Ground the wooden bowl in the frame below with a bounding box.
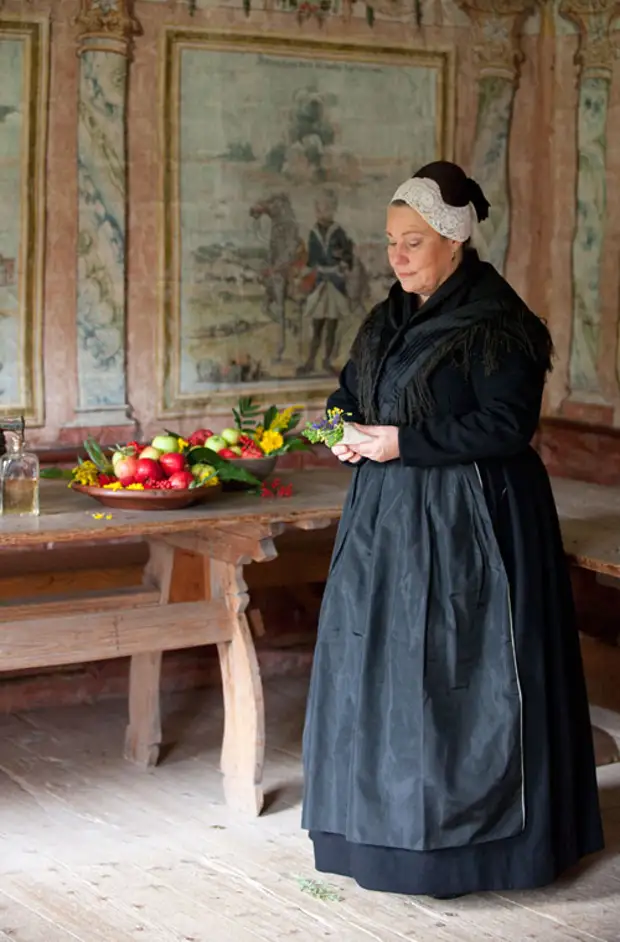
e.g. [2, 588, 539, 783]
[70, 483, 223, 511]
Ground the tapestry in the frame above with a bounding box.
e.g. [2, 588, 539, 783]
[160, 30, 454, 414]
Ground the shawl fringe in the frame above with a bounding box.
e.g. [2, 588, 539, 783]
[351, 294, 554, 426]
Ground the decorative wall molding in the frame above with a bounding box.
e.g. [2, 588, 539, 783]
[73, 0, 140, 426]
[0, 18, 49, 425]
[559, 0, 620, 80]
[457, 0, 538, 274]
[559, 0, 619, 398]
[75, 0, 141, 57]
[458, 0, 538, 81]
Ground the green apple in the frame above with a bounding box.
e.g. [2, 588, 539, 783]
[205, 434, 227, 452]
[140, 445, 162, 461]
[229, 445, 242, 456]
[221, 427, 241, 446]
[152, 434, 180, 453]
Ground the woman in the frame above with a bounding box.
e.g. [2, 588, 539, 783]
[301, 161, 604, 898]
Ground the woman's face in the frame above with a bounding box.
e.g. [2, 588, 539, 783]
[386, 203, 461, 298]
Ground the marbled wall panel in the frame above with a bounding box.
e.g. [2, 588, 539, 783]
[76, 50, 129, 415]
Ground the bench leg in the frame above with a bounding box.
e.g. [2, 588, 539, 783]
[212, 558, 265, 815]
[124, 540, 174, 767]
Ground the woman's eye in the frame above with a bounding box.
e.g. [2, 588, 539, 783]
[407, 241, 420, 250]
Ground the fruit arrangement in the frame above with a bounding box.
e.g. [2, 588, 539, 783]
[41, 399, 308, 500]
[68, 430, 259, 493]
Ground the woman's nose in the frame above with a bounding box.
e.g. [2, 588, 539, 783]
[394, 246, 408, 265]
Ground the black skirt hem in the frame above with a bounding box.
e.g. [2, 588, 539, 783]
[310, 830, 605, 897]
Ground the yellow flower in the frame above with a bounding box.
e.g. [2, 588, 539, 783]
[125, 483, 145, 490]
[71, 460, 100, 487]
[92, 513, 105, 519]
[260, 429, 284, 454]
[201, 474, 220, 487]
[254, 425, 264, 439]
[271, 405, 302, 431]
[178, 437, 189, 451]
[105, 514, 112, 520]
[103, 481, 123, 491]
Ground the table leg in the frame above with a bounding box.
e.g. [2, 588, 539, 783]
[124, 540, 174, 767]
[211, 558, 265, 815]
[124, 651, 162, 766]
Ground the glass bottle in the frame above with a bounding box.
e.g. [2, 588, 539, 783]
[0, 427, 40, 517]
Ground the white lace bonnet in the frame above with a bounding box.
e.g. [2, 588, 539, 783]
[390, 177, 477, 243]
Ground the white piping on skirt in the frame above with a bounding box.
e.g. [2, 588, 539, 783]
[473, 461, 526, 832]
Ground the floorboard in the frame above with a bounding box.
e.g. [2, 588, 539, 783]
[1, 678, 619, 941]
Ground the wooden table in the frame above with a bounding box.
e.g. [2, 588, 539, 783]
[0, 470, 618, 816]
[0, 471, 351, 816]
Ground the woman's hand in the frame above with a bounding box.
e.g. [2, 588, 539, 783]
[331, 443, 363, 464]
[352, 425, 400, 463]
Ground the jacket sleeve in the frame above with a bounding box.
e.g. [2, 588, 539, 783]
[398, 345, 546, 468]
[326, 360, 365, 423]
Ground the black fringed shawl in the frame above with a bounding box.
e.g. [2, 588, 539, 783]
[351, 250, 553, 425]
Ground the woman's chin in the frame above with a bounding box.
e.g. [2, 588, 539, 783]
[397, 275, 421, 294]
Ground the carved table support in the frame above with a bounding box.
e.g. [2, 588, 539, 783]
[211, 558, 266, 815]
[210, 526, 278, 815]
[161, 523, 279, 815]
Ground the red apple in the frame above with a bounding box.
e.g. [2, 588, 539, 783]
[218, 447, 239, 459]
[114, 456, 139, 486]
[168, 470, 195, 490]
[159, 452, 187, 477]
[135, 458, 165, 484]
[188, 428, 213, 447]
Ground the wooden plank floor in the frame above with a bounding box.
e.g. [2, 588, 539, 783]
[1, 678, 619, 941]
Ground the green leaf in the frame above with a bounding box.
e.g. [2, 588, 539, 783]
[83, 436, 113, 473]
[186, 447, 262, 487]
[294, 876, 343, 902]
[282, 438, 310, 452]
[40, 467, 73, 480]
[263, 405, 277, 430]
[238, 396, 261, 416]
[164, 427, 183, 439]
